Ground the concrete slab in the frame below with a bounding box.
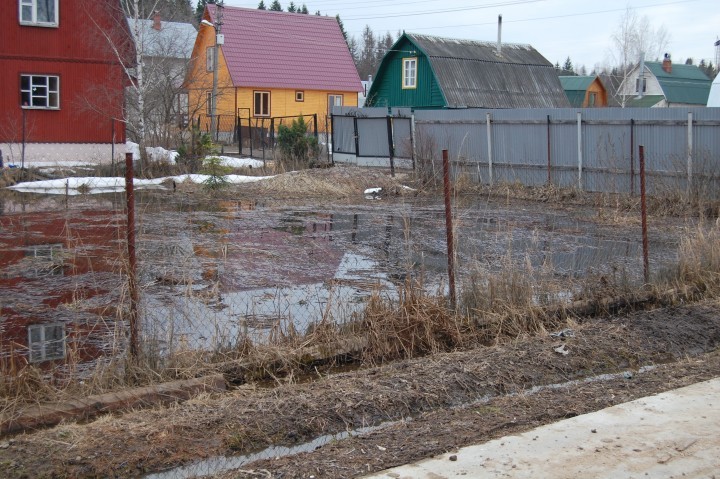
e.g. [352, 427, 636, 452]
[363, 378, 720, 479]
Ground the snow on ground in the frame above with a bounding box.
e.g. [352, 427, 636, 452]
[208, 156, 265, 169]
[5, 174, 275, 196]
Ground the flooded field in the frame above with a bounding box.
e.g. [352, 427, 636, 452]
[0, 190, 685, 370]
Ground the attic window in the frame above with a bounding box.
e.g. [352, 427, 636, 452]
[19, 0, 59, 27]
[206, 47, 215, 72]
[402, 57, 417, 89]
[295, 91, 304, 102]
[635, 77, 647, 93]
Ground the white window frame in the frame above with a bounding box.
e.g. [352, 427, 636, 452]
[19, 0, 59, 27]
[402, 57, 417, 89]
[28, 323, 66, 363]
[295, 91, 304, 102]
[254, 91, 270, 117]
[20, 74, 60, 109]
[328, 94, 343, 114]
[206, 47, 215, 72]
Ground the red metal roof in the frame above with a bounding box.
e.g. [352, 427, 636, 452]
[208, 5, 362, 92]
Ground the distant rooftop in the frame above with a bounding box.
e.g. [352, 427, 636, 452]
[128, 17, 197, 59]
[206, 5, 361, 92]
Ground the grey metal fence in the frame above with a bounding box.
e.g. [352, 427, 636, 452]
[332, 107, 720, 196]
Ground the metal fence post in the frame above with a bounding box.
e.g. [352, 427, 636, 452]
[639, 145, 649, 284]
[687, 111, 693, 197]
[442, 149, 457, 307]
[577, 111, 583, 190]
[410, 113, 416, 170]
[124, 152, 139, 360]
[546, 114, 551, 185]
[630, 118, 635, 196]
[486, 112, 493, 186]
[386, 114, 395, 177]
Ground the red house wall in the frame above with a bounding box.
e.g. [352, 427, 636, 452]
[0, 0, 131, 144]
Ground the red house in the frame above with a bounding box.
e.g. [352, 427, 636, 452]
[0, 0, 132, 166]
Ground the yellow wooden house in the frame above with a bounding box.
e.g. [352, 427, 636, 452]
[186, 5, 362, 139]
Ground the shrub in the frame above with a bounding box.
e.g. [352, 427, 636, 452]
[276, 117, 319, 169]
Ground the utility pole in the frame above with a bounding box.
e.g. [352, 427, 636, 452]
[210, 1, 224, 139]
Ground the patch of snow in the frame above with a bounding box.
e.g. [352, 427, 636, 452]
[205, 156, 264, 169]
[6, 173, 275, 196]
[126, 141, 179, 164]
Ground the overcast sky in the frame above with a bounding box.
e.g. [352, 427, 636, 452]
[221, 0, 718, 72]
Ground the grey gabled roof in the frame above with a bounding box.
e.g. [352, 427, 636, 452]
[128, 18, 197, 59]
[407, 33, 570, 108]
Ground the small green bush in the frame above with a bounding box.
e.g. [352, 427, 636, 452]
[277, 117, 319, 168]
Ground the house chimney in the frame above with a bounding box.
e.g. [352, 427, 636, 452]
[496, 14, 503, 57]
[662, 53, 672, 73]
[153, 11, 162, 31]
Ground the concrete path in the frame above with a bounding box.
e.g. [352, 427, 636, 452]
[363, 378, 720, 479]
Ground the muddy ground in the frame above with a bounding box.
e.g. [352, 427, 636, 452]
[0, 299, 718, 478]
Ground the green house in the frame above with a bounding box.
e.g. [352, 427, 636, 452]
[620, 55, 711, 107]
[365, 33, 570, 109]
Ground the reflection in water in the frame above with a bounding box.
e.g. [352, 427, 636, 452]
[0, 191, 682, 371]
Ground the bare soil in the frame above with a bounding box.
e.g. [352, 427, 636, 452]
[0, 300, 718, 478]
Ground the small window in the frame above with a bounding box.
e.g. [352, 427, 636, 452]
[402, 57, 417, 89]
[206, 47, 215, 72]
[28, 323, 65, 363]
[295, 91, 304, 102]
[328, 94, 343, 114]
[254, 91, 270, 117]
[588, 92, 596, 107]
[20, 74, 60, 109]
[19, 0, 59, 27]
[635, 77, 647, 93]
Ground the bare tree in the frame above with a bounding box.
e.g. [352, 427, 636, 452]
[605, 7, 670, 107]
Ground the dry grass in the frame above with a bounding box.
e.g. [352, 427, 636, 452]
[362, 280, 469, 362]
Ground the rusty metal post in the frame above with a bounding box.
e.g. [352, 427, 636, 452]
[442, 149, 457, 307]
[639, 145, 649, 284]
[124, 152, 139, 359]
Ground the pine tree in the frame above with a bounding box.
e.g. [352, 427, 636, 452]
[563, 57, 574, 75]
[336, 14, 348, 42]
[269, 0, 282, 11]
[258, 1, 266, 9]
[287, 2, 296, 13]
[300, 4, 309, 14]
[315, 10, 320, 15]
[195, 0, 216, 22]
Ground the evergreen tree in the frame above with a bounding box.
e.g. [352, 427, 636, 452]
[195, 0, 216, 22]
[269, 0, 282, 11]
[563, 56, 574, 75]
[685, 57, 694, 65]
[287, 2, 296, 13]
[357, 25, 376, 80]
[258, 1, 266, 9]
[376, 32, 394, 64]
[315, 10, 321, 15]
[336, 14, 348, 42]
[300, 4, 309, 14]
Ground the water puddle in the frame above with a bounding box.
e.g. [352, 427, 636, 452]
[145, 365, 657, 478]
[144, 421, 403, 479]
